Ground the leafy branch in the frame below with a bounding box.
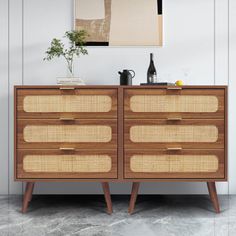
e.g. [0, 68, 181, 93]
[44, 30, 88, 75]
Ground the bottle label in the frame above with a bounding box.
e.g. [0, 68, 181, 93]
[148, 74, 157, 83]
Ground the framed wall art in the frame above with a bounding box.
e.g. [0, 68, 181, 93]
[74, 0, 163, 46]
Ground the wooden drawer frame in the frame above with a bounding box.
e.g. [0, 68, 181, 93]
[17, 149, 117, 179]
[125, 88, 225, 119]
[17, 88, 118, 119]
[14, 85, 227, 182]
[17, 119, 117, 149]
[125, 149, 225, 179]
[125, 119, 224, 149]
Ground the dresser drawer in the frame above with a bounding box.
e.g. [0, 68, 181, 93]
[16, 149, 117, 179]
[17, 119, 117, 149]
[125, 150, 225, 179]
[125, 119, 224, 149]
[124, 88, 225, 119]
[16, 88, 117, 119]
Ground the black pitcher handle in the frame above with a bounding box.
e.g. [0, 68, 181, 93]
[129, 70, 135, 78]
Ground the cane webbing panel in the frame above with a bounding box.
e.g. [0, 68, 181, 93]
[23, 155, 112, 173]
[130, 95, 218, 113]
[130, 125, 218, 143]
[23, 95, 112, 113]
[130, 155, 218, 173]
[24, 125, 112, 143]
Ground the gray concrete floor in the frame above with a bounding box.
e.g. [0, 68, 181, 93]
[0, 195, 235, 236]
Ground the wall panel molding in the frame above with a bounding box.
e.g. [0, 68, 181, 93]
[229, 0, 236, 194]
[215, 0, 229, 85]
[0, 0, 9, 194]
[9, 0, 24, 194]
[214, 0, 229, 194]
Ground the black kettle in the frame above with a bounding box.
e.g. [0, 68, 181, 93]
[118, 69, 135, 85]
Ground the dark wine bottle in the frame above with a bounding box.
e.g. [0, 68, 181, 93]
[147, 53, 157, 84]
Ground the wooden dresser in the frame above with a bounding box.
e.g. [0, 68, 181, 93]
[15, 85, 227, 214]
[15, 86, 118, 213]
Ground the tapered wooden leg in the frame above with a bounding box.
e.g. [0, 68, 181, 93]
[22, 182, 35, 213]
[207, 182, 220, 213]
[101, 182, 113, 214]
[128, 182, 140, 215]
[28, 183, 34, 202]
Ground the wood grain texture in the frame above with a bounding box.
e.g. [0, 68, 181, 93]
[14, 86, 227, 183]
[16, 150, 117, 179]
[117, 87, 124, 180]
[22, 182, 34, 213]
[17, 88, 117, 119]
[125, 150, 225, 179]
[17, 119, 117, 149]
[125, 119, 224, 149]
[207, 182, 220, 213]
[125, 88, 225, 119]
[128, 182, 140, 214]
[102, 182, 113, 214]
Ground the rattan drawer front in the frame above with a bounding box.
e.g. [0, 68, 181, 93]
[125, 150, 225, 179]
[131, 155, 218, 172]
[17, 150, 117, 179]
[24, 95, 112, 112]
[130, 126, 218, 143]
[18, 119, 117, 149]
[24, 126, 111, 143]
[17, 88, 117, 118]
[130, 95, 218, 112]
[125, 119, 224, 149]
[23, 155, 112, 173]
[125, 88, 225, 119]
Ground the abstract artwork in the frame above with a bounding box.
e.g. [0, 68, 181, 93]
[75, 0, 163, 46]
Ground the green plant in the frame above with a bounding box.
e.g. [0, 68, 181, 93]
[44, 30, 88, 76]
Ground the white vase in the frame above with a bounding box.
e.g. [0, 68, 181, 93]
[57, 65, 85, 85]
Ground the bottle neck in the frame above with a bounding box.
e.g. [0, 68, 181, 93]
[150, 53, 154, 62]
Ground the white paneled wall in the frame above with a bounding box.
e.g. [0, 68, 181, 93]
[0, 0, 9, 194]
[215, 0, 229, 85]
[0, 0, 234, 194]
[9, 0, 23, 194]
[229, 0, 236, 194]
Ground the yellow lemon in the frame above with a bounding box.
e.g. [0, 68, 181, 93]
[175, 80, 184, 86]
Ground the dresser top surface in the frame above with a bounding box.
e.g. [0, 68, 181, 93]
[14, 85, 228, 89]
